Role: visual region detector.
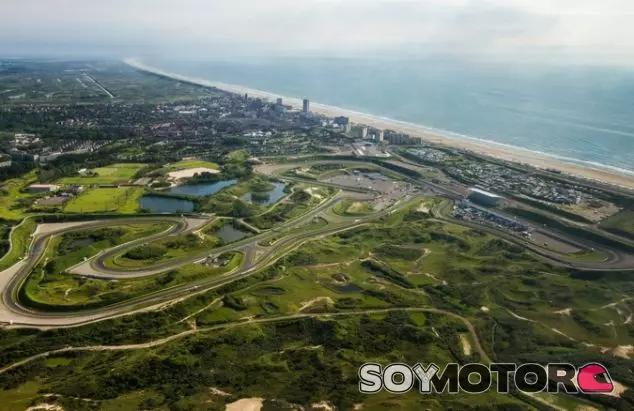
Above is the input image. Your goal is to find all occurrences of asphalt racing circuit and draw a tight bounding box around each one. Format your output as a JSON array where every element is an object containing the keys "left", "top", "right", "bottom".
[{"left": 2, "top": 158, "right": 634, "bottom": 329}]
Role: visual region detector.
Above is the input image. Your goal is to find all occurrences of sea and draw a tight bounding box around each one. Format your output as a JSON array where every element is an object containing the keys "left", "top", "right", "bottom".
[{"left": 144, "top": 57, "right": 634, "bottom": 175}]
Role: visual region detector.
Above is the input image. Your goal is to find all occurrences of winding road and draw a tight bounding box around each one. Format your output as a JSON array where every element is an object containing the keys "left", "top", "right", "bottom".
[
  {"left": 1, "top": 158, "right": 631, "bottom": 410},
  {"left": 2, "top": 158, "right": 634, "bottom": 330}
]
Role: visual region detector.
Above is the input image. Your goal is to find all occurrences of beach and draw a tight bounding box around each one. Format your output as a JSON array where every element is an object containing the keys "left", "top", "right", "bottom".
[{"left": 124, "top": 58, "right": 634, "bottom": 191}]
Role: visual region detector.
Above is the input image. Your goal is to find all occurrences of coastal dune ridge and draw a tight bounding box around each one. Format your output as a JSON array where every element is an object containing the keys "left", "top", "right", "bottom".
[{"left": 124, "top": 58, "right": 634, "bottom": 191}]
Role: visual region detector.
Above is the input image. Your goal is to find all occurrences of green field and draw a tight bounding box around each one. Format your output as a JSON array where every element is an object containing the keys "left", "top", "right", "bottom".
[
  {"left": 64, "top": 187, "right": 145, "bottom": 213},
  {"left": 0, "top": 218, "right": 37, "bottom": 271},
  {"left": 56, "top": 163, "right": 147, "bottom": 184},
  {"left": 332, "top": 198, "right": 374, "bottom": 216},
  {"left": 1, "top": 196, "right": 632, "bottom": 410},
  {"left": 22, "top": 249, "right": 243, "bottom": 310},
  {"left": 0, "top": 170, "right": 39, "bottom": 219},
  {"left": 600, "top": 209, "right": 634, "bottom": 240},
  {"left": 104, "top": 231, "right": 218, "bottom": 269},
  {"left": 166, "top": 159, "right": 219, "bottom": 171}
]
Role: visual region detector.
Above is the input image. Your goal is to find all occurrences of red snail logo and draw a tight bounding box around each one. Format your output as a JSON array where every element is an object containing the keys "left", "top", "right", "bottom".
[{"left": 577, "top": 363, "right": 614, "bottom": 394}]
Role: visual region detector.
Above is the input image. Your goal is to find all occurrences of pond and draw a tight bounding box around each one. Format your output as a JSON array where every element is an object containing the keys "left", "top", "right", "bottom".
[
  {"left": 331, "top": 283, "right": 364, "bottom": 293},
  {"left": 140, "top": 195, "right": 195, "bottom": 213},
  {"left": 251, "top": 286, "right": 286, "bottom": 296},
  {"left": 64, "top": 237, "right": 95, "bottom": 251},
  {"left": 242, "top": 182, "right": 288, "bottom": 205},
  {"left": 216, "top": 224, "right": 252, "bottom": 244},
  {"left": 168, "top": 179, "right": 237, "bottom": 197}
]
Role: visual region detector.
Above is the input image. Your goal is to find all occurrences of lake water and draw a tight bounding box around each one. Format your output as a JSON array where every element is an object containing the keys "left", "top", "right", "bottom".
[
  {"left": 147, "top": 57, "right": 634, "bottom": 175},
  {"left": 216, "top": 224, "right": 252, "bottom": 244},
  {"left": 140, "top": 195, "right": 194, "bottom": 213},
  {"left": 242, "top": 182, "right": 288, "bottom": 204},
  {"left": 168, "top": 179, "right": 237, "bottom": 197}
]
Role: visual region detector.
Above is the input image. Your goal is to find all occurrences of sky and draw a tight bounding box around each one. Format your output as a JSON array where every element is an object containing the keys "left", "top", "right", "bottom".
[{"left": 2, "top": 0, "right": 634, "bottom": 65}]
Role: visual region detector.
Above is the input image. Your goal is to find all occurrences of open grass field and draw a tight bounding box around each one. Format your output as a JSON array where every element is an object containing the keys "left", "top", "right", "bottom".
[
  {"left": 105, "top": 232, "right": 219, "bottom": 269},
  {"left": 3, "top": 193, "right": 632, "bottom": 410},
  {"left": 23, "top": 250, "right": 243, "bottom": 310},
  {"left": 64, "top": 187, "right": 145, "bottom": 213},
  {"left": 0, "top": 312, "right": 536, "bottom": 411},
  {"left": 56, "top": 163, "right": 147, "bottom": 185},
  {"left": 0, "top": 381, "right": 41, "bottom": 411},
  {"left": 165, "top": 159, "right": 219, "bottom": 171},
  {"left": 0, "top": 170, "right": 39, "bottom": 219},
  {"left": 0, "top": 217, "right": 37, "bottom": 271},
  {"left": 21, "top": 221, "right": 242, "bottom": 309},
  {"left": 600, "top": 209, "right": 634, "bottom": 240},
  {"left": 332, "top": 199, "right": 373, "bottom": 216}
]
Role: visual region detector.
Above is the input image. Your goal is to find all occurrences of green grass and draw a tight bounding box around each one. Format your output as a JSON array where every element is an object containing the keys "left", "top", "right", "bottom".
[
  {"left": 600, "top": 209, "right": 634, "bottom": 240},
  {"left": 49, "top": 223, "right": 171, "bottom": 271},
  {"left": 22, "top": 250, "right": 243, "bottom": 310},
  {"left": 0, "top": 170, "right": 39, "bottom": 219},
  {"left": 1, "top": 193, "right": 631, "bottom": 411},
  {"left": 226, "top": 149, "right": 249, "bottom": 162},
  {"left": 64, "top": 187, "right": 145, "bottom": 213},
  {"left": 56, "top": 163, "right": 147, "bottom": 184},
  {"left": 0, "top": 314, "right": 536, "bottom": 411},
  {"left": 0, "top": 381, "right": 41, "bottom": 411},
  {"left": 0, "top": 217, "right": 37, "bottom": 271},
  {"left": 165, "top": 159, "right": 219, "bottom": 171},
  {"left": 45, "top": 357, "right": 72, "bottom": 367},
  {"left": 332, "top": 199, "right": 373, "bottom": 216},
  {"left": 106, "top": 232, "right": 219, "bottom": 269},
  {"left": 566, "top": 250, "right": 607, "bottom": 262}
]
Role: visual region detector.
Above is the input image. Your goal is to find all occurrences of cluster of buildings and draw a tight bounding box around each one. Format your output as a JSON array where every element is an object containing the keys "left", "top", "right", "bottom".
[
  {"left": 27, "top": 183, "right": 85, "bottom": 208},
  {"left": 406, "top": 147, "right": 452, "bottom": 163},
  {"left": 446, "top": 161, "right": 591, "bottom": 205},
  {"left": 0, "top": 131, "right": 107, "bottom": 168},
  {"left": 351, "top": 142, "right": 390, "bottom": 158},
  {"left": 452, "top": 200, "right": 530, "bottom": 235},
  {"left": 467, "top": 187, "right": 502, "bottom": 206}
]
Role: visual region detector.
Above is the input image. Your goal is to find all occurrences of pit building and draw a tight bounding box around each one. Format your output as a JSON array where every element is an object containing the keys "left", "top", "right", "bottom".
[{"left": 467, "top": 187, "right": 502, "bottom": 206}]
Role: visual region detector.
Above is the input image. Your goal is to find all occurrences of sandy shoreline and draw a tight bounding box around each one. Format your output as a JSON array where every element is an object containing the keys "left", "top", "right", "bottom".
[{"left": 124, "top": 58, "right": 634, "bottom": 191}]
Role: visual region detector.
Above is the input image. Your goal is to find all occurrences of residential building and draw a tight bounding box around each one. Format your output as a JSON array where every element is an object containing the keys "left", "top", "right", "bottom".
[{"left": 27, "top": 184, "right": 60, "bottom": 193}]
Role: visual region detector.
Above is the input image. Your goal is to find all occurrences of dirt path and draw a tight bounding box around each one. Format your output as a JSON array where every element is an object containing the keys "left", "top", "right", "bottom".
[
  {"left": 0, "top": 306, "right": 569, "bottom": 410},
  {"left": 0, "top": 307, "right": 488, "bottom": 375},
  {"left": 459, "top": 334, "right": 472, "bottom": 356},
  {"left": 298, "top": 296, "right": 335, "bottom": 312}
]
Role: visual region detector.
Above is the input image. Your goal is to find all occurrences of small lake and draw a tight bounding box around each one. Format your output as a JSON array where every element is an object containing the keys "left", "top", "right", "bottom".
[
  {"left": 216, "top": 224, "right": 252, "bottom": 244},
  {"left": 168, "top": 179, "right": 237, "bottom": 197},
  {"left": 332, "top": 283, "right": 364, "bottom": 293},
  {"left": 242, "top": 182, "right": 287, "bottom": 204},
  {"left": 140, "top": 195, "right": 195, "bottom": 213}
]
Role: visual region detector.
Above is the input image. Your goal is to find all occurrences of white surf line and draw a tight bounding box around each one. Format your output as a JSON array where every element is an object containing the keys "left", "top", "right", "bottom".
[{"left": 123, "top": 58, "right": 634, "bottom": 188}]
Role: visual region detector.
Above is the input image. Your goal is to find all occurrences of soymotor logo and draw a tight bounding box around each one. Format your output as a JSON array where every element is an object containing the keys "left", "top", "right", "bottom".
[{"left": 359, "top": 362, "right": 614, "bottom": 395}]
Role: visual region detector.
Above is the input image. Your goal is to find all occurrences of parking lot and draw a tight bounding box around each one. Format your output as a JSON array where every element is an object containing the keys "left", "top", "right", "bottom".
[{"left": 322, "top": 171, "right": 420, "bottom": 210}]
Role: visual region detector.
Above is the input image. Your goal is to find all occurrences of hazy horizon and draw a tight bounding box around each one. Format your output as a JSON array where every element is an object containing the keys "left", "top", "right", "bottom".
[{"left": 2, "top": 0, "right": 634, "bottom": 67}]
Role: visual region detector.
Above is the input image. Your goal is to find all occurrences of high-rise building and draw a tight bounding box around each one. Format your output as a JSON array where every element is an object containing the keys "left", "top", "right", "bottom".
[
  {"left": 275, "top": 97, "right": 285, "bottom": 113},
  {"left": 334, "top": 116, "right": 349, "bottom": 126},
  {"left": 302, "top": 98, "right": 310, "bottom": 113},
  {"left": 377, "top": 130, "right": 384, "bottom": 142}
]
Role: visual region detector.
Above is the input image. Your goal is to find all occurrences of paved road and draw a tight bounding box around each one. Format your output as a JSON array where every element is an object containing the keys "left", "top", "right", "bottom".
[
  {"left": 274, "top": 159, "right": 634, "bottom": 270},
  {"left": 3, "top": 158, "right": 634, "bottom": 328}
]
